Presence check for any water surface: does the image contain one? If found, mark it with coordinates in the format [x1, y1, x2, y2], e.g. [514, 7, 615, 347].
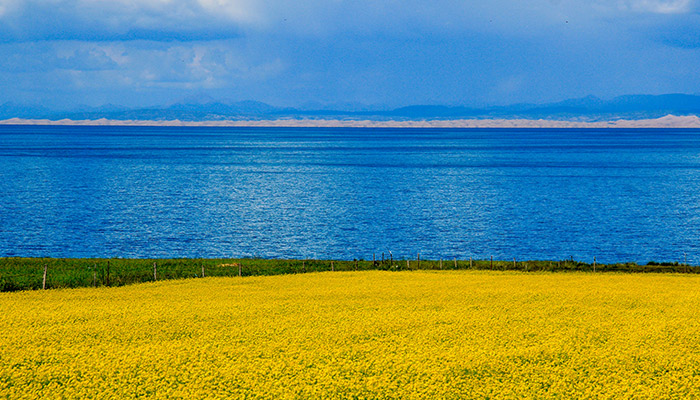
[1, 125, 699, 263]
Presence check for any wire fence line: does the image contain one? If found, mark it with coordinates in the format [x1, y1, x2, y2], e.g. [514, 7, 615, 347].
[0, 256, 697, 292]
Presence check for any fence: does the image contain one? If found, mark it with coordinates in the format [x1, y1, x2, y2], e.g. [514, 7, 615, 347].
[0, 256, 696, 292]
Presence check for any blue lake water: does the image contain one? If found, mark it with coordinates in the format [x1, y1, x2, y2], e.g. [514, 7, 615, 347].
[1, 125, 699, 264]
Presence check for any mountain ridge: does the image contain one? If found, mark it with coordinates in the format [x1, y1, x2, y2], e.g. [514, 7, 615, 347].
[3, 94, 700, 121]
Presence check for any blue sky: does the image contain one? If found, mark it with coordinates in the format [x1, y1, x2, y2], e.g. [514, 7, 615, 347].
[0, 0, 699, 109]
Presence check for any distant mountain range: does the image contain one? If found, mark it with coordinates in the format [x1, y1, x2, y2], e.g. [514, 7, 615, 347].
[3, 94, 700, 121]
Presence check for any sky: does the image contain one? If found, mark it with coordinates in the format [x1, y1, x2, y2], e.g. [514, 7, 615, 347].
[0, 0, 699, 110]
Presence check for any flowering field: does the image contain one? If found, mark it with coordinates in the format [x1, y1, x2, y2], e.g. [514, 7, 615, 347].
[1, 271, 700, 399]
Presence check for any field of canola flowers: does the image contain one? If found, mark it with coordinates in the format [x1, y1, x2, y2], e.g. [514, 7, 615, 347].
[1, 270, 700, 399]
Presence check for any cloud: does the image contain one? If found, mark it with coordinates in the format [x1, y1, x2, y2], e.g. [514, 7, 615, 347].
[1, 0, 699, 109]
[0, 39, 286, 91]
[622, 0, 692, 13]
[0, 0, 624, 42]
[0, 42, 120, 72]
[0, 0, 696, 43]
[0, 0, 247, 42]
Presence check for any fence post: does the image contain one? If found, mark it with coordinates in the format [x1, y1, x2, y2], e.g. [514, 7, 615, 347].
[42, 264, 47, 290]
[470, 256, 473, 269]
[153, 262, 157, 281]
[440, 259, 443, 269]
[93, 263, 97, 287]
[417, 253, 420, 269]
[331, 261, 334, 272]
[490, 256, 493, 270]
[513, 257, 516, 270]
[202, 264, 205, 278]
[454, 257, 457, 269]
[593, 257, 596, 273]
[238, 263, 242, 277]
[407, 260, 410, 270]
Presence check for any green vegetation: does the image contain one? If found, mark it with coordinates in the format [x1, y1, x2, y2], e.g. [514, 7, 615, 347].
[0, 256, 696, 292]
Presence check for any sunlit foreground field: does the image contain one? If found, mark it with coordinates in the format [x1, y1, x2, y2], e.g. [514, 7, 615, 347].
[2, 271, 700, 399]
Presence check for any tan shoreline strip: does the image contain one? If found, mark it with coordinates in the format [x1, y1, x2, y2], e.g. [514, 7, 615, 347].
[1, 114, 700, 128]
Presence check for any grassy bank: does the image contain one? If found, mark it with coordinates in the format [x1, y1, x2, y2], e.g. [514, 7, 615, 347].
[0, 256, 696, 291]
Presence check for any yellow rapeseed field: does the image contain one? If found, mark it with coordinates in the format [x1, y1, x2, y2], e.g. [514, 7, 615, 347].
[1, 271, 700, 399]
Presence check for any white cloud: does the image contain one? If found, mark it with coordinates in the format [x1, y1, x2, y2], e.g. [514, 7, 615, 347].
[618, 0, 692, 13]
[0, 39, 285, 89]
[0, 0, 695, 43]
[0, 0, 250, 41]
[1, 0, 699, 108]
[0, 0, 21, 21]
[0, 0, 596, 41]
[196, 0, 262, 24]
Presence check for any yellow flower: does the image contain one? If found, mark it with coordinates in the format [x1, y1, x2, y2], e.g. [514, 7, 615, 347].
[1, 271, 699, 399]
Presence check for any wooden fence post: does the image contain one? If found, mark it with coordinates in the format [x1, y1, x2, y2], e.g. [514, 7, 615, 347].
[593, 257, 596, 273]
[490, 256, 493, 270]
[470, 256, 473, 269]
[201, 264, 205, 278]
[238, 263, 242, 277]
[454, 257, 457, 269]
[331, 261, 334, 272]
[42, 264, 47, 290]
[417, 253, 420, 269]
[513, 257, 516, 270]
[93, 263, 97, 287]
[440, 259, 443, 269]
[407, 260, 410, 270]
[153, 262, 157, 281]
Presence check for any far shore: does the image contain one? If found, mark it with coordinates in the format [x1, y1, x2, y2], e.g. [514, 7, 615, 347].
[2, 114, 700, 128]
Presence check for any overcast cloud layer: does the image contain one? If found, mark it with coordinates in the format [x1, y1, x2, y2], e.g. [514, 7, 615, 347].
[0, 0, 699, 109]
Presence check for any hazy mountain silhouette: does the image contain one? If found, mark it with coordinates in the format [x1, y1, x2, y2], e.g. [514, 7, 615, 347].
[3, 94, 700, 121]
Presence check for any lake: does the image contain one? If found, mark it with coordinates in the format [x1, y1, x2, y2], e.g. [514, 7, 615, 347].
[1, 125, 699, 264]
